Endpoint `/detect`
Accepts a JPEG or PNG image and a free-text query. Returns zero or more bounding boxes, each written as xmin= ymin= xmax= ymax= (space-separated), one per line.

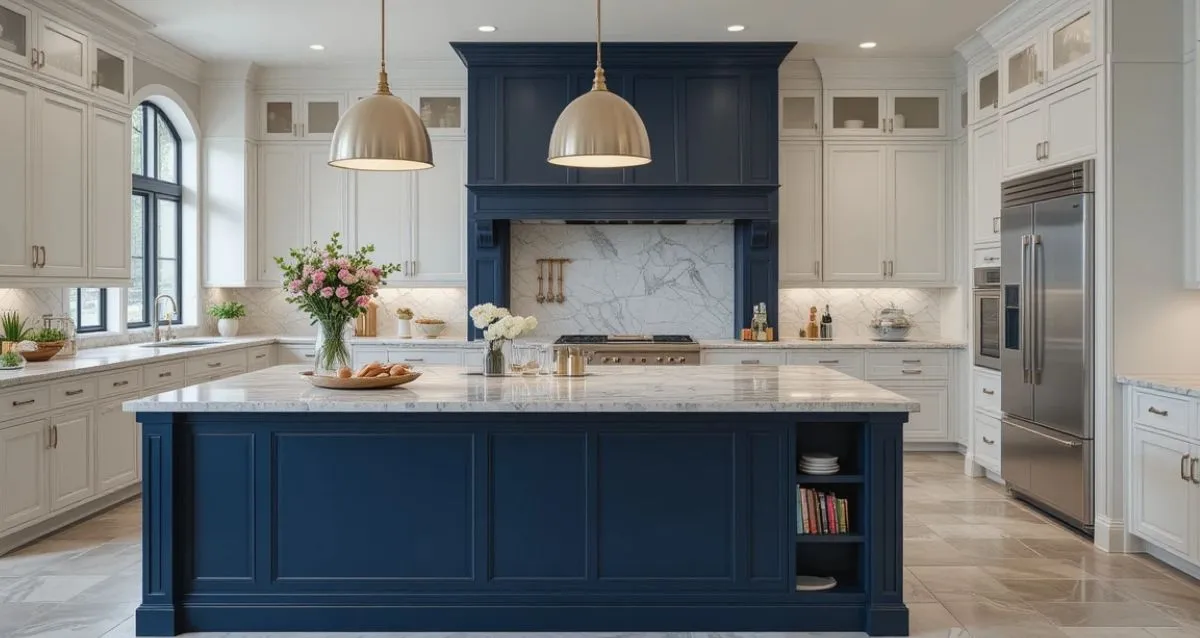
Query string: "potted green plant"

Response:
xmin=208 ymin=301 xmax=248 ymax=337
xmin=0 ymin=310 xmax=28 ymax=354
xmin=23 ymin=327 xmax=67 ymax=362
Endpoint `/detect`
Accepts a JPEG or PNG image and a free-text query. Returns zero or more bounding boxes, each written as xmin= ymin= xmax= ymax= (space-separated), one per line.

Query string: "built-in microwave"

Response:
xmin=973 ymin=267 xmax=1001 ymax=370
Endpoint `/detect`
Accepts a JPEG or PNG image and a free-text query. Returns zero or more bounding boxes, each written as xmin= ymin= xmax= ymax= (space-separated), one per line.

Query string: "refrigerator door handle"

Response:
xmin=1007 ymin=420 xmax=1083 ymax=448
xmin=1020 ymin=234 xmax=1031 ymax=382
xmin=1032 ymin=234 xmax=1043 ymax=384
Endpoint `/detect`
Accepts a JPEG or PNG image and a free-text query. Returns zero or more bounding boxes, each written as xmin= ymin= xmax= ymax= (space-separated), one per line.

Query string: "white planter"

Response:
xmin=217 ymin=318 xmax=240 ymax=338
xmin=397 ymin=319 xmax=412 ymax=339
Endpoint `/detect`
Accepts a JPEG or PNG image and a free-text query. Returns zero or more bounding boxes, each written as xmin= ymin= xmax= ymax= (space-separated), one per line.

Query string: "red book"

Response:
xmin=826 ymin=495 xmax=837 ymax=534
xmin=809 ymin=490 xmax=819 ymax=534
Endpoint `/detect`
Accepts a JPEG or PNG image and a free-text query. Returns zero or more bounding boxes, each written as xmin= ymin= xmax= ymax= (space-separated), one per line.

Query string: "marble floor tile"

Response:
xmin=1030 ymin=602 xmax=1182 ymax=628
xmin=940 ymin=594 xmax=1046 ymax=628
xmin=0 ymin=574 xmax=109 ymax=603
xmin=925 ymin=524 xmax=1008 ymax=539
xmin=903 ymin=567 xmax=939 ymax=603
xmin=944 ymin=538 xmax=1042 ymax=559
xmin=39 ymin=542 xmax=140 ymax=576
xmin=12 ymin=601 xmax=137 ymax=637
xmin=0 ymin=540 xmax=99 ymax=578
xmin=904 ymin=539 xmax=975 ymax=566
xmin=1145 ymin=628 xmax=1200 ymax=637
xmin=995 ymin=578 xmax=1128 ymax=603
xmin=904 ymin=601 xmax=969 ymax=638
xmin=907 ymin=566 xmax=1014 ymax=597
xmin=1059 ymin=630 xmax=1156 ymax=637
xmin=979 ymin=558 xmax=1091 ymax=580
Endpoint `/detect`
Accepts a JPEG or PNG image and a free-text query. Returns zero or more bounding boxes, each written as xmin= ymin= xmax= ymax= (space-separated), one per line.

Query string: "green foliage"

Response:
xmin=0 ymin=352 xmax=21 ymax=368
xmin=207 ymin=301 xmax=247 ymax=319
xmin=274 ymin=232 xmax=400 ymax=326
xmin=27 ymin=327 xmax=66 ymax=343
xmin=0 ymin=311 xmax=27 ymax=342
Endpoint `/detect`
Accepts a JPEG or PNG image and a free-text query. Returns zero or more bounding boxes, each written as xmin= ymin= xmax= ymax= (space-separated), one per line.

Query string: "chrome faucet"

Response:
xmin=153 ymin=294 xmax=178 ymax=343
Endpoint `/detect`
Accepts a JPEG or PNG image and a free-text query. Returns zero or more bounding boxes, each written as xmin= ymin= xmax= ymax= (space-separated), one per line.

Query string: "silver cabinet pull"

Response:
xmin=51 ymin=424 xmax=57 ymax=449
xmin=1192 ymin=458 xmax=1199 ymax=484
xmin=888 ymin=260 xmax=895 ymax=277
xmin=403 ymin=358 xmax=425 ymax=362
xmin=1183 ymin=454 xmax=1192 ymax=482
xmin=882 ymin=260 xmax=887 ymax=277
xmin=983 ymin=256 xmax=999 ymax=263
xmin=1043 ymin=140 xmax=1049 ymax=158
xmin=39 ymin=246 xmax=45 ymax=268
xmin=815 ymin=260 xmax=821 ymax=278
xmin=303 ymin=353 xmax=316 ymax=359
xmin=30 ymin=47 xmax=38 ymax=68
xmin=158 ymin=371 xmax=172 ymax=378
xmin=982 ymin=436 xmax=995 ymax=445
xmin=741 ymin=360 xmax=761 ymax=365
xmin=112 ymin=380 xmax=129 ymax=387
xmin=901 ymin=359 xmax=922 ymax=364
xmin=981 ymin=388 xmax=995 ymax=396
xmin=31 ymin=245 xmax=38 ymax=267
xmin=65 ymin=389 xmax=84 ymax=397
xmin=818 ymin=360 xmax=839 ymax=364
xmin=901 ymin=369 xmax=923 ymax=375
xmin=993 ymin=217 xmax=1000 ymax=233
xmin=12 ymin=398 xmax=35 ymax=407
xmin=39 ymin=50 xmax=45 ymax=68
xmin=255 ymin=353 xmax=267 ymax=359
xmin=1148 ymin=407 xmax=1169 ymax=417
xmin=207 ymin=362 xmax=222 ymax=368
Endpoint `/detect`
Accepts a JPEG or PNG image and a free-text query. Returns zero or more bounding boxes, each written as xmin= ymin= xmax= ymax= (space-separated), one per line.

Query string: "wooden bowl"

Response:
xmin=22 ymin=341 xmax=65 ymax=362
xmin=300 ymin=370 xmax=422 ymax=390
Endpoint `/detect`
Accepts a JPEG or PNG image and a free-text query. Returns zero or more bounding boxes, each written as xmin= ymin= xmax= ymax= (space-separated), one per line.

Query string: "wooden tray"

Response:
xmin=300 ymin=370 xmax=421 ymax=390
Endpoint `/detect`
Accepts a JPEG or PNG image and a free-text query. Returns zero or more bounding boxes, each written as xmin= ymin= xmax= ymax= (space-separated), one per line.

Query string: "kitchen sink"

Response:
xmin=137 ymin=339 xmax=223 ymax=348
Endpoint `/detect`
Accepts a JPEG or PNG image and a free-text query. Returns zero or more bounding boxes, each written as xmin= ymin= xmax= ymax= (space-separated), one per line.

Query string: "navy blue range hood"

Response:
xmin=452 ymin=42 xmax=794 ymax=337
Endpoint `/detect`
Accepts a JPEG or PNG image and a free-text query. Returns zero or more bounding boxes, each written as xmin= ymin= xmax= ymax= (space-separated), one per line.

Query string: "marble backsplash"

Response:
xmin=779 ymin=288 xmax=945 ymax=340
xmin=509 ymin=223 xmax=736 ymax=339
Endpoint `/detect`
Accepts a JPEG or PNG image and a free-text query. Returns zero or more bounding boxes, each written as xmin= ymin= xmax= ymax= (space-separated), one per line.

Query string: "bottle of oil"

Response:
xmin=805 ymin=306 xmax=820 ymax=339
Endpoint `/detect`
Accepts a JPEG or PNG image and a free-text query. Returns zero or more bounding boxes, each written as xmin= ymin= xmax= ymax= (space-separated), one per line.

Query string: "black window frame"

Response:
xmin=72 ymin=288 xmax=108 ymax=334
xmin=129 ymin=101 xmax=183 ymax=329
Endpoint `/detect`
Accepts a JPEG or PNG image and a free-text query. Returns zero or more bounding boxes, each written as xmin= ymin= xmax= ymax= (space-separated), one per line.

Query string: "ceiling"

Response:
xmin=113 ymin=0 xmax=1011 ymax=66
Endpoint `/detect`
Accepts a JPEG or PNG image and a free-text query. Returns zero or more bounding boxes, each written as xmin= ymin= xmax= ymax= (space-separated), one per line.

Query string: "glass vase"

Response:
xmin=314 ymin=318 xmax=353 ymax=376
xmin=484 ymin=340 xmax=507 ymax=377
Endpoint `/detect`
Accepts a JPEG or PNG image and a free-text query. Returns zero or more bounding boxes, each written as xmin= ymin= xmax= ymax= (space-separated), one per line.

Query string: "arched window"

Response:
xmin=128 ymin=101 xmax=183 ymax=327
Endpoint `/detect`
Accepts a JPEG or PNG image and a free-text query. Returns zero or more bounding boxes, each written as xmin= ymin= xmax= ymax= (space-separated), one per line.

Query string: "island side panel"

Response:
xmin=136 ymin=413 xmax=181 ymax=637
xmin=865 ymin=414 xmax=908 ymax=636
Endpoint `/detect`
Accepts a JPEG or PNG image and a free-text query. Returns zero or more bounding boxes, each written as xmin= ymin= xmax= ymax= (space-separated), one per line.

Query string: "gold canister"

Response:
xmin=567 ymin=347 xmax=587 ymax=377
xmin=554 ymin=346 xmax=570 ymax=376
xmin=355 ymin=300 xmax=378 ymax=337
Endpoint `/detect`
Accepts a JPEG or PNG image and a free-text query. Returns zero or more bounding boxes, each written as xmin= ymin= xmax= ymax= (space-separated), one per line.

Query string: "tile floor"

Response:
xmin=1 ymin=452 xmax=1199 ymax=637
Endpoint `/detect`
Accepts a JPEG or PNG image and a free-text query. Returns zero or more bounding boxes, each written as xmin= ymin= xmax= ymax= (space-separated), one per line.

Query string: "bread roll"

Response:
xmin=388 ymin=364 xmax=408 ymax=376
xmin=336 ymin=366 xmax=352 ymax=379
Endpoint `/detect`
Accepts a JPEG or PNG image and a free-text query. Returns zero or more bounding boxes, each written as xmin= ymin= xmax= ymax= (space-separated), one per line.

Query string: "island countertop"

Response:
xmin=124 ymin=364 xmax=920 ymax=414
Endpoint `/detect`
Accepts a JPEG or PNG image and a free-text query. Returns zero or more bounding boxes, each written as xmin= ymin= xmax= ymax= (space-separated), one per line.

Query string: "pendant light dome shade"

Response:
xmin=547 ymin=0 xmax=651 ymax=169
xmin=329 ymin=93 xmax=433 ymax=171
xmin=328 ymin=0 xmax=433 ymax=172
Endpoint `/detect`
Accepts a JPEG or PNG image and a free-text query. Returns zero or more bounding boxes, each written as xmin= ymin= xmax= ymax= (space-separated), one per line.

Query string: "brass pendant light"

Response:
xmin=547 ymin=0 xmax=651 ymax=168
xmin=329 ymin=0 xmax=433 ymax=171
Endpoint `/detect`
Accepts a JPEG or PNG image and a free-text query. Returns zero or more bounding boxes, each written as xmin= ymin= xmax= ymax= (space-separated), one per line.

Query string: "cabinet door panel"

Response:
xmin=1001 ymin=101 xmax=1044 ymax=176
xmin=972 ymin=122 xmax=1002 ymax=245
xmin=823 ymin=145 xmax=886 ymax=282
xmin=0 ymin=0 xmax=32 ymax=68
xmin=50 ymin=411 xmax=94 ymax=511
xmin=91 ymin=108 xmax=131 ymax=279
xmin=1045 ymin=78 xmax=1097 ymax=165
xmin=0 ymin=75 xmax=33 ymax=276
xmin=92 ymin=43 xmax=129 ymax=101
xmin=412 ymin=139 xmax=466 ymax=283
xmin=305 ymin=147 xmax=346 ymax=245
xmin=260 ymin=96 xmax=297 ymax=140
xmin=889 ymin=145 xmax=947 ymax=283
xmin=888 ymin=90 xmax=945 ymax=137
xmin=96 ymin=398 xmax=138 ymax=493
xmin=1048 ymin=9 xmax=1095 ymax=81
xmin=878 ymin=383 xmax=949 ymax=442
xmin=257 ymin=146 xmax=305 ymax=282
xmin=778 ymin=143 xmax=821 ymax=283
xmin=36 ymin=91 xmax=88 ymax=278
xmin=1003 ymin=33 xmax=1045 ymax=104
xmin=0 ymin=419 xmax=49 ymax=531
xmin=1129 ymin=427 xmax=1193 ymax=558
xmin=351 ymin=171 xmax=411 ymax=268
xmin=826 ymin=90 xmax=885 ymax=136
xmin=37 ymin=16 xmax=87 ymax=87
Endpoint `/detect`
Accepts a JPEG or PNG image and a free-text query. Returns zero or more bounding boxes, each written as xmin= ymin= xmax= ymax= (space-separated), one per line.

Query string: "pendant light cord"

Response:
xmin=376 ymin=0 xmax=391 ymax=94
xmin=591 ymin=0 xmax=608 ymax=91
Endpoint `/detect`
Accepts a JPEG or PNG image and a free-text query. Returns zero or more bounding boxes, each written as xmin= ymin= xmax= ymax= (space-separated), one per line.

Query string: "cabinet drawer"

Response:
xmin=974 ymin=412 xmax=1002 ymax=471
xmin=973 ymin=367 xmax=1002 ymax=414
xmin=144 ymin=361 xmax=185 ymax=389
xmin=865 ymin=351 xmax=949 ymax=380
xmin=276 ymin=344 xmax=316 ymax=365
xmin=97 ymin=368 xmax=143 ymax=399
xmin=785 ymin=350 xmax=865 ymax=378
xmin=187 ymin=350 xmax=249 ymax=379
xmin=385 ymin=349 xmax=462 ymax=366
xmin=50 ymin=378 xmax=97 ymax=409
xmin=974 ymin=246 xmax=1001 ymax=267
xmin=1131 ymin=389 xmax=1192 ymax=439
xmin=0 ymin=386 xmax=51 ymax=422
xmin=702 ymin=350 xmax=787 ymax=366
xmin=247 ymin=346 xmax=273 ymax=371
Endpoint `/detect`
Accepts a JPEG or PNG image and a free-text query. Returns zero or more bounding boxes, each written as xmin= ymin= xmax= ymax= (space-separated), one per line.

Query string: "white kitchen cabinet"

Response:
xmin=48 ymin=409 xmax=93 ymax=511
xmin=826 ymin=89 xmax=946 ymax=138
xmin=1001 ymin=76 xmax=1096 ymax=177
xmin=89 ymin=39 xmax=129 ymax=102
xmin=0 ymin=73 xmax=34 ymax=277
xmin=259 ymin=93 xmax=345 ymax=141
xmin=1129 ymin=427 xmax=1195 ymax=559
xmin=351 ymin=170 xmax=411 ymax=270
xmin=407 ymin=90 xmax=465 ymax=136
xmin=35 ymin=13 xmax=87 ymax=89
xmin=974 ymin=412 xmax=1002 ymax=472
xmin=784 ymin=350 xmax=865 ymax=379
xmin=825 ymin=143 xmax=949 ymax=285
xmin=700 ymin=350 xmax=787 ymax=366
xmin=876 ymin=382 xmax=949 ymax=443
xmin=0 ymin=418 xmax=49 ymax=532
xmin=257 ymin=144 xmax=346 ymax=283
xmin=35 ymin=89 xmax=87 ymax=279
xmin=351 ymin=346 xmax=388 ymax=370
xmin=0 ymin=0 xmax=33 ymax=69
xmin=386 ymin=348 xmax=463 ymax=366
xmin=1046 ymin=6 xmax=1096 ymax=82
xmin=780 ymin=90 xmax=821 ymax=137
xmin=823 ymin=145 xmax=887 ymax=282
xmin=778 ymin=142 xmax=822 ymax=283
xmin=971 ymin=121 xmax=1002 ymax=246
xmin=888 ymin=145 xmax=947 ymax=282
xmin=247 ymin=346 xmax=274 ymax=371
xmin=1002 ymin=33 xmax=1045 ymax=105
xmin=305 ymin=146 xmax=347 ymax=244
xmin=276 ymin=344 xmax=316 ymax=365
xmin=89 ymin=106 xmax=131 ymax=279
xmin=1000 ymin=4 xmax=1097 ymax=106
xmin=974 ymin=65 xmax=999 ymax=123
xmin=95 ymin=397 xmax=137 ymax=494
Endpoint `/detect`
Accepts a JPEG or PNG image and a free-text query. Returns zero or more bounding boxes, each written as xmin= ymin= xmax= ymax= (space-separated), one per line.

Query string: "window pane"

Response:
xmin=157 ymin=199 xmax=178 ymax=259
xmin=78 ymin=289 xmax=103 ymax=329
xmin=129 ymin=256 xmax=145 ymax=325
xmin=156 ymin=113 xmax=177 ymax=183
xmin=131 ymin=194 xmax=145 ymax=259
xmin=157 ymin=259 xmax=178 ymax=308
xmin=131 ymin=106 xmax=144 ymax=175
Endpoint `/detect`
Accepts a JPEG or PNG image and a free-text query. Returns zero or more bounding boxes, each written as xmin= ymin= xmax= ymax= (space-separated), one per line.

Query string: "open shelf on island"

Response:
xmin=796 ymin=423 xmax=864 ymax=475
xmin=796 ymin=533 xmax=865 ymax=544
xmin=796 ymin=473 xmax=864 ymax=484
xmin=796 ymin=542 xmax=863 ymax=593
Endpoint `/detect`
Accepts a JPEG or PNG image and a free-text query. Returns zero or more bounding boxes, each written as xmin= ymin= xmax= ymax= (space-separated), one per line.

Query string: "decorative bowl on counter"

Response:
xmin=413 ymin=318 xmax=446 ymax=338
xmin=22 ymin=340 xmax=65 ymax=362
xmin=868 ymin=305 xmax=913 ymax=342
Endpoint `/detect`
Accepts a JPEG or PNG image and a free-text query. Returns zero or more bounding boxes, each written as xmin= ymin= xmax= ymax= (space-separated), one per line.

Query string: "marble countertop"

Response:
xmin=699 ymin=338 xmax=966 ymax=350
xmin=124 ymin=364 xmax=921 ymax=414
xmin=1117 ymin=374 xmax=1200 ymax=399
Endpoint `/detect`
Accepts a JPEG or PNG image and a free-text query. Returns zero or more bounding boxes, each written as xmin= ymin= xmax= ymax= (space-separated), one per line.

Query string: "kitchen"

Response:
xmin=1 ymin=0 xmax=1200 ymax=636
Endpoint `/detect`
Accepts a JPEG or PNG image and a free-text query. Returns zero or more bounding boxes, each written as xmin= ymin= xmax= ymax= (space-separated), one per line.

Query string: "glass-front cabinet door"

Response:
xmin=36 ymin=15 xmax=87 ymax=88
xmin=780 ymin=90 xmax=820 ymax=137
xmin=261 ymin=95 xmax=298 ymax=140
xmin=1048 ymin=8 xmax=1094 ymax=80
xmin=825 ymin=90 xmax=884 ymax=136
xmin=888 ymin=90 xmax=945 ymax=136
xmin=409 ymin=90 xmax=465 ymax=135
xmin=302 ymin=94 xmax=344 ymax=140
xmin=90 ymin=41 xmax=128 ymax=101
xmin=975 ymin=66 xmax=999 ymax=121
xmin=1003 ymin=34 xmax=1045 ymax=104
xmin=0 ymin=0 xmax=32 ymax=68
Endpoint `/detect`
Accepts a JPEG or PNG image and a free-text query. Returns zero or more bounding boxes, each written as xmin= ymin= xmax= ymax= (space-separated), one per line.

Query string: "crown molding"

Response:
xmin=31 ymin=0 xmax=139 ymax=47
xmin=134 ymin=33 xmax=204 ymax=85
xmin=978 ymin=0 xmax=1074 ymax=49
xmin=954 ymin=33 xmax=994 ymax=65
xmin=815 ymin=57 xmax=956 ymax=81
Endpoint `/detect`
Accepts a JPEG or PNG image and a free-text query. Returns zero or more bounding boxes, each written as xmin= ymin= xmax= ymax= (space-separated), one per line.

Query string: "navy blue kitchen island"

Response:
xmin=127 ymin=365 xmax=914 ymax=636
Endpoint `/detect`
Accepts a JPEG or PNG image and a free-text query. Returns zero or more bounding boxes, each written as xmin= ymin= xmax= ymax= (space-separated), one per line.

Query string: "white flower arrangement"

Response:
xmin=469 ymin=303 xmax=511 ymax=330
xmin=470 ymin=303 xmax=536 ymax=348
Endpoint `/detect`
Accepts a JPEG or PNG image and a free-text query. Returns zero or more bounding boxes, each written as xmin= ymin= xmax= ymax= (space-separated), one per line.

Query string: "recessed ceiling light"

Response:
xmin=309 ymin=44 xmax=325 ymax=51
xmin=478 ymin=25 xmax=497 ymax=33
xmin=859 ymin=41 xmax=877 ymax=49
xmin=727 ymin=24 xmax=746 ymax=32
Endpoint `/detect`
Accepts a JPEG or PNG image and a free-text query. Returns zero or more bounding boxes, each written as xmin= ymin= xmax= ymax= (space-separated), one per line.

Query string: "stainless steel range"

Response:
xmin=554 ymin=335 xmax=700 ymax=365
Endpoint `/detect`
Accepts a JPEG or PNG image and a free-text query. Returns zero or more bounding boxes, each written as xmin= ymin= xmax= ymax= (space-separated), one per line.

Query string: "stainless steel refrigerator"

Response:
xmin=1000 ymin=160 xmax=1094 ymax=533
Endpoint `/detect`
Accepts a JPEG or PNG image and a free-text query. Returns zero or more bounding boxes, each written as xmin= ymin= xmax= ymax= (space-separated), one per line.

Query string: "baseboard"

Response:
xmin=983 ymin=468 xmax=1003 ymax=485
xmin=1142 ymin=543 xmax=1200 ymax=582
xmin=1093 ymin=515 xmax=1128 ymax=553
xmin=904 ymin=442 xmax=960 ymax=452
xmin=0 ymin=484 xmax=140 ymax=556
xmin=961 ymin=453 xmax=986 ymax=478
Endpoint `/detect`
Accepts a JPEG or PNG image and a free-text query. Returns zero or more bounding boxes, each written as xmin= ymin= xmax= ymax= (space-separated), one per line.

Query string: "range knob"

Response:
xmin=601 ymin=356 xmax=612 ymax=364
xmin=639 ymin=357 xmax=647 ymax=364
xmin=678 ymin=356 xmax=688 ymax=364
xmin=667 ymin=357 xmax=678 ymax=364
xmin=656 ymin=356 xmax=664 ymax=363
xmin=614 ymin=357 xmax=623 ymax=364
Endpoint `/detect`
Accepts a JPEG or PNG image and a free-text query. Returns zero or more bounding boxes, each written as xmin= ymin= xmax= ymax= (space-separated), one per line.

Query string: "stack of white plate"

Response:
xmin=799 ymin=453 xmax=839 ymax=475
